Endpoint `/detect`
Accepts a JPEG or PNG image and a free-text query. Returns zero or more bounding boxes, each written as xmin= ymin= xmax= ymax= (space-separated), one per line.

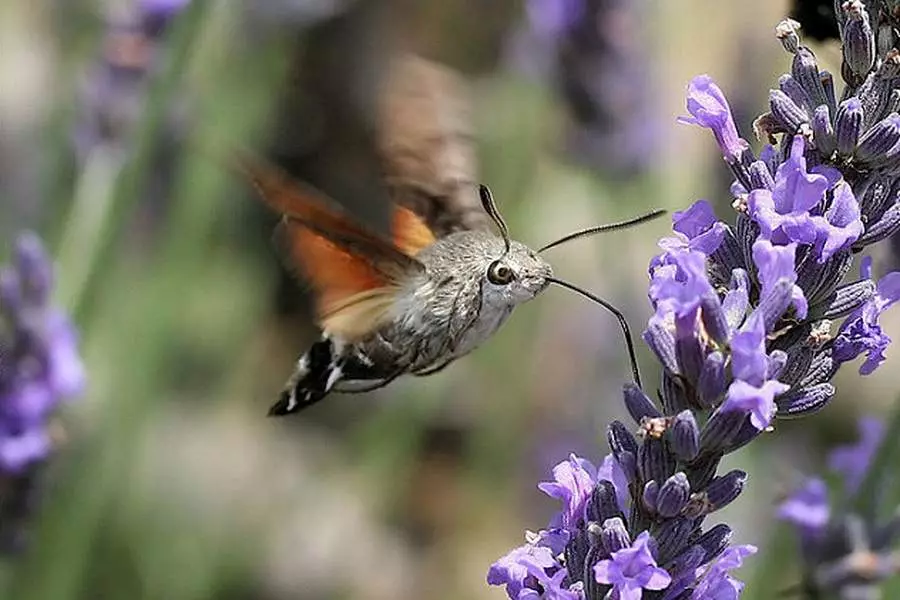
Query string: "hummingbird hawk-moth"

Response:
xmin=235 ymin=56 xmax=664 ymax=416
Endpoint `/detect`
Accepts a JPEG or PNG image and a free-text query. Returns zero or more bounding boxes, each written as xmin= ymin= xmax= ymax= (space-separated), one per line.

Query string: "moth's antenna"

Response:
xmin=547 ymin=277 xmax=642 ymax=389
xmin=538 ymin=209 xmax=667 ymax=253
xmin=479 ymin=184 xmax=511 ymax=254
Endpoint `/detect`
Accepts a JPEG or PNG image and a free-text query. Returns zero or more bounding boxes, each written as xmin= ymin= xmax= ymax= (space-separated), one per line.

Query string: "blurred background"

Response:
xmin=1 ymin=0 xmax=898 ymax=598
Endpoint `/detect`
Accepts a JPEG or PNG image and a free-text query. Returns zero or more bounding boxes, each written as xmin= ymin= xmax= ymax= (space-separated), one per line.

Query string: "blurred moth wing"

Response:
xmin=237 ymin=156 xmax=438 ymax=340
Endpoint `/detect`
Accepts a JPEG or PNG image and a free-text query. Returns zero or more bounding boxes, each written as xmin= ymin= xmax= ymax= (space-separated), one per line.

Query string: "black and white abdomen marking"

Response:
xmin=268 ymin=334 xmax=394 ymax=416
xmin=268 ymin=336 xmax=343 ymax=416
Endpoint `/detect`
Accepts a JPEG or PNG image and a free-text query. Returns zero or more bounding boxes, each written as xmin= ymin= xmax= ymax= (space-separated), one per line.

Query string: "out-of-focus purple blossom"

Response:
xmin=593 ymin=531 xmax=671 ymax=598
xmin=678 ymin=75 xmax=749 ymax=162
xmin=525 ymin=0 xmax=585 ymax=39
xmin=778 ymin=416 xmax=900 ymax=597
xmin=833 ymin=257 xmax=900 ymax=375
xmin=827 ymin=416 xmax=884 ymax=494
xmin=777 ymin=478 xmax=830 ymax=540
xmin=0 ymin=234 xmax=84 ymax=473
xmin=507 ymin=0 xmax=659 ymax=177
xmin=0 ymin=233 xmax=84 ymax=553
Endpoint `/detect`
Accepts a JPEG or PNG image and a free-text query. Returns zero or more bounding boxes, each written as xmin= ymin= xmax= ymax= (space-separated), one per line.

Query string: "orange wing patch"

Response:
xmin=392 ymin=206 xmax=437 ymax=256
xmin=232 ymin=152 xmax=427 ymax=340
xmin=277 ymin=221 xmax=400 ymax=340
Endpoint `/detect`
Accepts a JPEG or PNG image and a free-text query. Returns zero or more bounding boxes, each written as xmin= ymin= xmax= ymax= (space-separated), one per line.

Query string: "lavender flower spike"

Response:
xmin=678 ymin=75 xmax=750 ymax=162
xmin=0 ymin=233 xmax=85 ymax=552
xmin=0 ymin=233 xmax=85 ymax=473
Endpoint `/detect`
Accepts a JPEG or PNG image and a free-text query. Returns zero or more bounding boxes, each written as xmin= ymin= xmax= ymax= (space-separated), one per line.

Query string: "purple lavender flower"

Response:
xmin=827 ymin=416 xmax=884 ymax=494
xmin=720 ymin=379 xmax=787 ymax=431
xmin=777 ymin=416 xmax=899 ymax=597
xmin=833 ymin=257 xmax=900 ymax=375
xmin=747 ymin=136 xmax=826 ymax=246
xmin=678 ymin=75 xmax=749 ymax=162
xmin=488 ymin=543 xmax=572 ymax=599
xmin=656 ymin=200 xmax=726 ymax=259
xmin=539 ymin=454 xmax=598 ymax=530
xmin=593 ymin=531 xmax=671 ymax=599
xmin=688 ymin=545 xmax=757 ymax=600
xmin=0 ymin=233 xmax=84 ymax=553
xmin=776 ymin=478 xmax=830 ymax=540
xmin=493 ymin=5 xmax=900 ymax=598
xmin=0 ymin=234 xmax=85 ymax=473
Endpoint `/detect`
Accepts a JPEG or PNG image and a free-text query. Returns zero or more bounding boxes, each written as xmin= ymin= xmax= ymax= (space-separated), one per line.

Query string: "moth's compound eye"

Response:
xmin=487 ymin=260 xmax=515 ymax=285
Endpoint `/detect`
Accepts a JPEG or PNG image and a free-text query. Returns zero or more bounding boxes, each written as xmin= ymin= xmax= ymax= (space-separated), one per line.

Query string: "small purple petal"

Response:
xmin=679 ymin=75 xmax=749 ymax=161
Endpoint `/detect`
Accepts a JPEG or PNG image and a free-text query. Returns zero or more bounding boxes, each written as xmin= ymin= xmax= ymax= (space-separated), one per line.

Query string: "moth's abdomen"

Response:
xmin=269 ymin=337 xmax=339 ymax=416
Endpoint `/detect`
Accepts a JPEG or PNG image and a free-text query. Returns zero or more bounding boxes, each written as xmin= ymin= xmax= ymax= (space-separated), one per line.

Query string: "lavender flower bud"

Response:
xmin=722 ymin=269 xmax=751 ymax=330
xmin=776 ymin=18 xmax=802 ymax=54
xmin=775 ymin=383 xmax=836 ymax=416
xmin=835 ymin=97 xmax=864 ymax=155
xmin=700 ymin=410 xmax=746 ymax=453
xmin=700 ymin=292 xmax=729 ymax=345
xmin=855 ymin=113 xmax=900 ymax=162
xmin=685 ymin=452 xmax=722 ymax=490
xmin=642 ymin=322 xmax=678 ymax=374
xmin=770 ymin=89 xmax=809 ymax=132
xmin=655 ymin=517 xmax=694 ymax=565
xmin=675 ymin=330 xmax=704 ymax=386
xmin=748 ymin=160 xmax=776 ymax=191
xmin=816 ymin=279 xmax=876 ymax=319
xmin=820 ymin=71 xmax=837 ymax=113
xmin=607 ymin=421 xmax=639 ymax=481
xmin=767 ymin=350 xmax=788 ymax=380
xmin=813 ymin=105 xmax=837 ymax=157
xmin=661 ymin=372 xmax=692 ymax=414
xmin=666 ymin=545 xmax=706 ymax=578
xmin=779 ymin=74 xmax=813 ymax=111
xmin=842 ymin=0 xmax=875 ymax=78
xmin=638 ymin=437 xmax=676 ymax=486
xmin=780 ymin=346 xmax=816 ymax=387
xmin=642 ymin=480 xmax=659 ymax=513
xmin=696 ymin=523 xmax=733 ymax=563
xmin=792 ymin=47 xmax=829 ymax=109
xmin=600 ymin=517 xmax=631 ymax=554
xmin=670 ymin=410 xmax=700 ymax=462
xmin=657 ymin=472 xmax=691 ymax=518
xmin=697 ymin=351 xmax=725 ymax=407
xmin=758 ymin=279 xmax=795 ymax=331
xmin=704 ymin=470 xmax=747 ymax=511
xmin=797 ymin=353 xmax=837 ymax=388
xmin=855 ymin=201 xmax=900 ymax=246
xmin=623 ymin=383 xmax=662 ymax=424
xmin=711 ymin=230 xmax=745 ymax=282
xmin=586 ymin=480 xmax=625 ymax=524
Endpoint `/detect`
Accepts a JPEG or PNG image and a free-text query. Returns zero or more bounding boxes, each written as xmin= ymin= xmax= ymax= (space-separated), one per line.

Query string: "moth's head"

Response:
xmin=476 ymin=186 xmax=552 ymax=306
xmin=481 ymin=240 xmax=552 ymax=304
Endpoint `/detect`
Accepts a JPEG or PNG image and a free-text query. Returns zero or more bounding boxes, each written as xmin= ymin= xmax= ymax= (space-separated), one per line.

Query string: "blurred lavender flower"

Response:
xmin=490 ymin=5 xmax=900 ymax=598
xmin=508 ymin=0 xmax=659 ymax=177
xmin=778 ymin=416 xmax=900 ymax=598
xmin=0 ymin=233 xmax=85 ymax=551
